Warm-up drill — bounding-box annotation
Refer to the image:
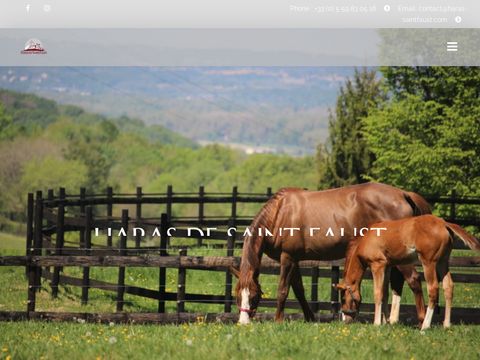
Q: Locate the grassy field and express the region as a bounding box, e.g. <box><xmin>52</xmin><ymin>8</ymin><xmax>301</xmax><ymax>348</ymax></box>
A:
<box><xmin>1</xmin><ymin>232</ymin><xmax>480</xmax><ymax>359</ymax></box>
<box><xmin>2</xmin><ymin>321</ymin><xmax>480</xmax><ymax>360</ymax></box>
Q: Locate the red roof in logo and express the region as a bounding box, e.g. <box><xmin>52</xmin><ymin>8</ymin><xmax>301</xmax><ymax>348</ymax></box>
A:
<box><xmin>21</xmin><ymin>39</ymin><xmax>47</xmax><ymax>54</ymax></box>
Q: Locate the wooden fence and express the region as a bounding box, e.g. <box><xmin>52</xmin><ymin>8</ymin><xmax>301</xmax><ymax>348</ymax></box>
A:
<box><xmin>0</xmin><ymin>186</ymin><xmax>479</xmax><ymax>325</ymax></box>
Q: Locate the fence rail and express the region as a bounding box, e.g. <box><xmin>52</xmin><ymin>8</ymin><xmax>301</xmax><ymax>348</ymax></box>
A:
<box><xmin>1</xmin><ymin>185</ymin><xmax>480</xmax><ymax>325</ymax></box>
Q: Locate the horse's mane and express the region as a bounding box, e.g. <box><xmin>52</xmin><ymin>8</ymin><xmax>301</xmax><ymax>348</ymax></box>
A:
<box><xmin>343</xmin><ymin>236</ymin><xmax>361</xmax><ymax>277</ymax></box>
<box><xmin>236</xmin><ymin>188</ymin><xmax>300</xmax><ymax>291</ymax></box>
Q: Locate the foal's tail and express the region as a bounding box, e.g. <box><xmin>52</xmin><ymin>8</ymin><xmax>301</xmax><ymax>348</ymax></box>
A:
<box><xmin>446</xmin><ymin>222</ymin><xmax>480</xmax><ymax>251</ymax></box>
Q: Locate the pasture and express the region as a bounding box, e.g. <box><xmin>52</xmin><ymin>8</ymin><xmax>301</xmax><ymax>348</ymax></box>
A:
<box><xmin>1</xmin><ymin>233</ymin><xmax>480</xmax><ymax>360</ymax></box>
<box><xmin>2</xmin><ymin>320</ymin><xmax>480</xmax><ymax>360</ymax></box>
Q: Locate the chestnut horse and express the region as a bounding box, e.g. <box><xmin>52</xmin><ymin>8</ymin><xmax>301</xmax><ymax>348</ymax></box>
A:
<box><xmin>232</xmin><ymin>182</ymin><xmax>430</xmax><ymax>324</ymax></box>
<box><xmin>338</xmin><ymin>214</ymin><xmax>480</xmax><ymax>330</ymax></box>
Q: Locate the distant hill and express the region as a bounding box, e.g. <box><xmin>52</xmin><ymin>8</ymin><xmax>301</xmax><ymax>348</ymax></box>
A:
<box><xmin>0</xmin><ymin>67</ymin><xmax>353</xmax><ymax>154</ymax></box>
<box><xmin>0</xmin><ymin>89</ymin><xmax>196</xmax><ymax>148</ymax></box>
<box><xmin>0</xmin><ymin>89</ymin><xmax>319</xmax><ymax>233</ymax></box>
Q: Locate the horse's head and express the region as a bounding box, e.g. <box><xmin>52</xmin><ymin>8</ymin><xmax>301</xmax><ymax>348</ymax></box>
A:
<box><xmin>335</xmin><ymin>282</ymin><xmax>362</xmax><ymax>323</ymax></box>
<box><xmin>231</xmin><ymin>267</ymin><xmax>262</xmax><ymax>325</ymax></box>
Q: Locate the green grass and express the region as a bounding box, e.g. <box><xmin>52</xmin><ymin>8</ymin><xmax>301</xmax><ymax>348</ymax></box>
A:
<box><xmin>1</xmin><ymin>321</ymin><xmax>480</xmax><ymax>360</ymax></box>
<box><xmin>1</xmin><ymin>232</ymin><xmax>480</xmax><ymax>359</ymax></box>
<box><xmin>0</xmin><ymin>232</ymin><xmax>26</xmax><ymax>251</ymax></box>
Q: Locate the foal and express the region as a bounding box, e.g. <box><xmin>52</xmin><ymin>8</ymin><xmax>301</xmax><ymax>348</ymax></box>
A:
<box><xmin>337</xmin><ymin>214</ymin><xmax>480</xmax><ymax>330</ymax></box>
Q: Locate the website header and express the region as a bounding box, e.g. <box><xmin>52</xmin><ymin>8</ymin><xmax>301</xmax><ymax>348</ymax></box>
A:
<box><xmin>0</xmin><ymin>0</ymin><xmax>477</xmax><ymax>29</ymax></box>
<box><xmin>1</xmin><ymin>29</ymin><xmax>478</xmax><ymax>66</ymax></box>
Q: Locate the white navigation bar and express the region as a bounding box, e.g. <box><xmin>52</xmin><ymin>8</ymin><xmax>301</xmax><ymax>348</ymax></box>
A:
<box><xmin>0</xmin><ymin>0</ymin><xmax>477</xmax><ymax>28</ymax></box>
<box><xmin>0</xmin><ymin>29</ymin><xmax>477</xmax><ymax>66</ymax></box>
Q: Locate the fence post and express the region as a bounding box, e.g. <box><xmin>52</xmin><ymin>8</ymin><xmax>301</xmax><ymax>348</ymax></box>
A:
<box><xmin>81</xmin><ymin>206</ymin><xmax>93</xmax><ymax>305</ymax></box>
<box><xmin>51</xmin><ymin>187</ymin><xmax>65</xmax><ymax>298</ymax></box>
<box><xmin>166</xmin><ymin>185</ymin><xmax>173</xmax><ymax>248</ymax></box>
<box><xmin>177</xmin><ymin>248</ymin><xmax>187</xmax><ymax>313</ymax></box>
<box><xmin>106</xmin><ymin>186</ymin><xmax>113</xmax><ymax>247</ymax></box>
<box><xmin>26</xmin><ymin>192</ymin><xmax>36</xmax><ymax>314</ymax></box>
<box><xmin>33</xmin><ymin>191</ymin><xmax>44</xmax><ymax>294</ymax></box>
<box><xmin>43</xmin><ymin>189</ymin><xmax>54</xmax><ymax>277</ymax></box>
<box><xmin>136</xmin><ymin>186</ymin><xmax>142</xmax><ymax>248</ymax></box>
<box><xmin>450</xmin><ymin>189</ymin><xmax>457</xmax><ymax>221</ymax></box>
<box><xmin>79</xmin><ymin>187</ymin><xmax>86</xmax><ymax>249</ymax></box>
<box><xmin>267</xmin><ymin>187</ymin><xmax>272</xmax><ymax>197</ymax></box>
<box><xmin>25</xmin><ymin>193</ymin><xmax>34</xmax><ymax>278</ymax></box>
<box><xmin>311</xmin><ymin>266</ymin><xmax>319</xmax><ymax>313</ymax></box>
<box><xmin>330</xmin><ymin>266</ymin><xmax>340</xmax><ymax>315</ymax></box>
<box><xmin>46</xmin><ymin>189</ymin><xmax>54</xmax><ymax>227</ymax></box>
<box><xmin>47</xmin><ymin>188</ymin><xmax>54</xmax><ymax>200</ymax></box>
<box><xmin>58</xmin><ymin>188</ymin><xmax>66</xmax><ymax>273</ymax></box>
<box><xmin>231</xmin><ymin>186</ymin><xmax>238</xmax><ymax>223</ymax></box>
<box><xmin>197</xmin><ymin>185</ymin><xmax>205</xmax><ymax>246</ymax></box>
<box><xmin>158</xmin><ymin>213</ymin><xmax>169</xmax><ymax>313</ymax></box>
<box><xmin>224</xmin><ymin>217</ymin><xmax>236</xmax><ymax>312</ymax></box>
<box><xmin>166</xmin><ymin>185</ymin><xmax>173</xmax><ymax>220</ymax></box>
<box><xmin>116</xmin><ymin>209</ymin><xmax>128</xmax><ymax>312</ymax></box>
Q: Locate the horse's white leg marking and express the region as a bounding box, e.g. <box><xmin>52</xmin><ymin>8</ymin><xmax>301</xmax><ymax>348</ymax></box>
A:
<box><xmin>421</xmin><ymin>306</ymin><xmax>434</xmax><ymax>330</ymax></box>
<box><xmin>372</xmin><ymin>265</ymin><xmax>385</xmax><ymax>326</ymax></box>
<box><xmin>443</xmin><ymin>306</ymin><xmax>451</xmax><ymax>328</ymax></box>
<box><xmin>374</xmin><ymin>302</ymin><xmax>382</xmax><ymax>325</ymax></box>
<box><xmin>238</xmin><ymin>288</ymin><xmax>251</xmax><ymax>325</ymax></box>
<box><xmin>443</xmin><ymin>272</ymin><xmax>453</xmax><ymax>328</ymax></box>
<box><xmin>341</xmin><ymin>312</ymin><xmax>346</xmax><ymax>322</ymax></box>
<box><xmin>389</xmin><ymin>293</ymin><xmax>401</xmax><ymax>324</ymax></box>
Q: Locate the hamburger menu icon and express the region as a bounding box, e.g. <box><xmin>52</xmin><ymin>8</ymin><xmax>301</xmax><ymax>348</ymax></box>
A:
<box><xmin>21</xmin><ymin>39</ymin><xmax>47</xmax><ymax>54</ymax></box>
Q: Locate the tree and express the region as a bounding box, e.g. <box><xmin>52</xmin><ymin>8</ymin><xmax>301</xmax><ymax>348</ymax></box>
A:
<box><xmin>0</xmin><ymin>103</ymin><xmax>14</xmax><ymax>140</ymax></box>
<box><xmin>0</xmin><ymin>137</ymin><xmax>62</xmax><ymax>220</ymax></box>
<box><xmin>364</xmin><ymin>67</ymin><xmax>480</xmax><ymax>197</ymax></box>
<box><xmin>62</xmin><ymin>119</ymin><xmax>118</xmax><ymax>192</ymax></box>
<box><xmin>318</xmin><ymin>68</ymin><xmax>385</xmax><ymax>188</ymax></box>
<box><xmin>381</xmin><ymin>66</ymin><xmax>480</xmax><ymax>106</ymax></box>
<box><xmin>20</xmin><ymin>156</ymin><xmax>88</xmax><ymax>194</ymax></box>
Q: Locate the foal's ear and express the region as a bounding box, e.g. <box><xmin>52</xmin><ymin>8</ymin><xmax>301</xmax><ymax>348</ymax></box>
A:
<box><xmin>229</xmin><ymin>266</ymin><xmax>240</xmax><ymax>278</ymax></box>
<box><xmin>333</xmin><ymin>283</ymin><xmax>346</xmax><ymax>291</ymax></box>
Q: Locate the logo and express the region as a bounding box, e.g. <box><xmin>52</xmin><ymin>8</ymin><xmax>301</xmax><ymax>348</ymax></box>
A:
<box><xmin>21</xmin><ymin>39</ymin><xmax>47</xmax><ymax>54</ymax></box>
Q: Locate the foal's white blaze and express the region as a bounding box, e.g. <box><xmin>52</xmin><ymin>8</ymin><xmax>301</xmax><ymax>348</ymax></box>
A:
<box><xmin>238</xmin><ymin>288</ymin><xmax>251</xmax><ymax>325</ymax></box>
<box><xmin>389</xmin><ymin>293</ymin><xmax>401</xmax><ymax>324</ymax></box>
<box><xmin>421</xmin><ymin>306</ymin><xmax>434</xmax><ymax>330</ymax></box>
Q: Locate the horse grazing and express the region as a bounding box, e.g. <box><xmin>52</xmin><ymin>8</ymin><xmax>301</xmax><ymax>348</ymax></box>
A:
<box><xmin>231</xmin><ymin>182</ymin><xmax>431</xmax><ymax>325</ymax></box>
<box><xmin>337</xmin><ymin>214</ymin><xmax>480</xmax><ymax>330</ymax></box>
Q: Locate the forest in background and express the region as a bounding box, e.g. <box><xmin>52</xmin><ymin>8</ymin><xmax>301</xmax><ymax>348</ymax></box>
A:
<box><xmin>317</xmin><ymin>66</ymin><xmax>480</xmax><ymax>225</ymax></box>
<box><xmin>0</xmin><ymin>88</ymin><xmax>317</xmax><ymax>233</ymax></box>
<box><xmin>1</xmin><ymin>66</ymin><xmax>479</xmax><ymax>235</ymax></box>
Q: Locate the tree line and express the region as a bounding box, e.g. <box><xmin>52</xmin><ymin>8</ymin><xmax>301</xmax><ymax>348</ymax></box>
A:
<box><xmin>1</xmin><ymin>66</ymin><xmax>479</xmax><ymax>234</ymax></box>
<box><xmin>318</xmin><ymin>67</ymin><xmax>480</xmax><ymax>195</ymax></box>
<box><xmin>0</xmin><ymin>90</ymin><xmax>317</xmax><ymax>233</ymax></box>
<box><xmin>317</xmin><ymin>66</ymin><xmax>480</xmax><ymax>223</ymax></box>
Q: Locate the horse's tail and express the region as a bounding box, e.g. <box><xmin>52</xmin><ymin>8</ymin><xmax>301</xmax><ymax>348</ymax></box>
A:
<box><xmin>404</xmin><ymin>191</ymin><xmax>432</xmax><ymax>216</ymax></box>
<box><xmin>446</xmin><ymin>222</ymin><xmax>480</xmax><ymax>252</ymax></box>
